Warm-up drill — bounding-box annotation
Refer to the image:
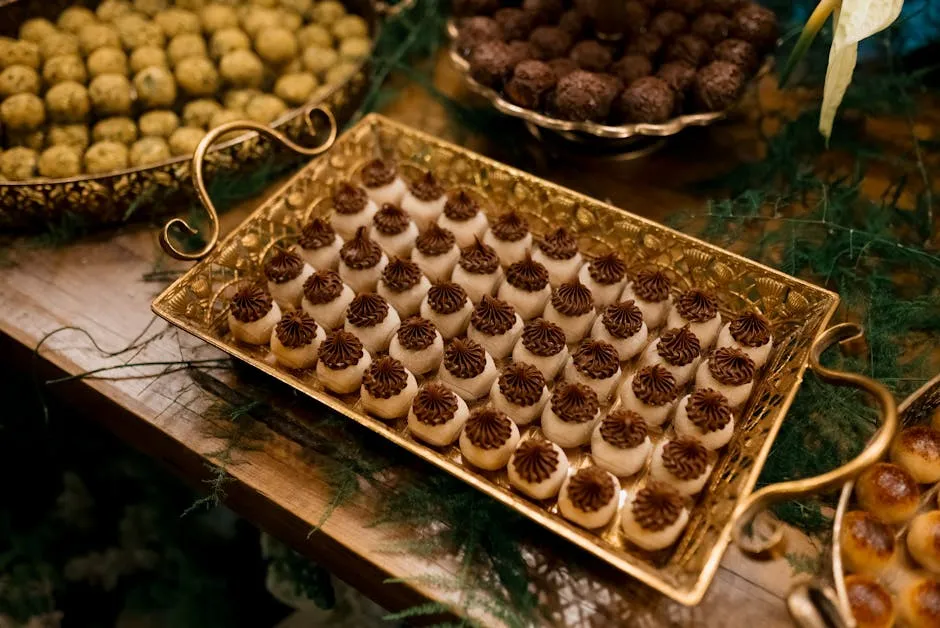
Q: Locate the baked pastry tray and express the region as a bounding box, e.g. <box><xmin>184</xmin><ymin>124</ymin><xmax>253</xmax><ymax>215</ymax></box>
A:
<box><xmin>152</xmin><ymin>113</ymin><xmax>840</xmax><ymax>605</ymax></box>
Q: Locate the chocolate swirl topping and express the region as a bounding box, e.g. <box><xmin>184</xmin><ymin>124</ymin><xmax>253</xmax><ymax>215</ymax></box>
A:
<box><xmin>360</xmin><ymin>159</ymin><xmax>396</xmax><ymax>188</ymax></box>
<box><xmin>729</xmin><ymin>311</ymin><xmax>772</xmax><ymax>347</ymax></box>
<box><xmin>396</xmin><ymin>316</ymin><xmax>437</xmax><ymax>351</ymax></box>
<box><xmin>362</xmin><ymin>356</ymin><xmax>409</xmax><ymax>399</ymax></box>
<box><xmin>632</xmin><ymin>365</ymin><xmax>678</xmax><ymax>406</ymax></box>
<box><xmin>550</xmin><ymin>280</ymin><xmax>594</xmax><ymax>316</ymax></box>
<box><xmin>512</xmin><ymin>440</ymin><xmax>559</xmax><ymax>483</ymax></box>
<box><xmin>264</xmin><ymin>247</ymin><xmax>304</xmax><ymax>284</ymax></box>
<box><xmin>708</xmin><ymin>347</ymin><xmax>755</xmax><ymax>386</ymax></box>
<box><xmin>230</xmin><ymin>283</ymin><xmax>273</xmax><ymax>323</ymax></box>
<box><xmin>464</xmin><ymin>408</ymin><xmax>513</xmax><ymax>450</ymax></box>
<box><xmin>471</xmin><ymin>296</ymin><xmax>517</xmax><ymax>336</ymax></box>
<box><xmin>426</xmin><ymin>282</ymin><xmax>468</xmax><ymax>314</ymax></box>
<box><xmin>303</xmin><ymin>270</ymin><xmax>344</xmax><ymax>305</ymax></box>
<box><xmin>506</xmin><ymin>256</ymin><xmax>549</xmax><ymax>291</ymax></box>
<box><xmin>567</xmin><ymin>467</ymin><xmax>616</xmax><ymax>512</ymax></box>
<box><xmin>318</xmin><ymin>330</ymin><xmax>364</xmax><ymax>369</ymax></box>
<box><xmin>275</xmin><ymin>310</ymin><xmax>318</xmax><ymax>348</ymax></box>
<box><xmin>411</xmin><ymin>383</ymin><xmax>458</xmax><ymax>426</ymax></box>
<box><xmin>340</xmin><ymin>227</ymin><xmax>382</xmax><ymax>269</ymax></box>
<box><xmin>602</xmin><ymin>300</ymin><xmax>643</xmax><ymax>338</ymax></box>
<box><xmin>632</xmin><ymin>483</ymin><xmax>684</xmax><ymax>531</ymax></box>
<box><xmin>588</xmin><ymin>253</ymin><xmax>627</xmax><ymax>285</ymax></box>
<box><xmin>686</xmin><ymin>389</ymin><xmax>732</xmax><ymax>432</ymax></box>
<box><xmin>443</xmin><ymin>190</ymin><xmax>480</xmax><ymax>221</ymax></box>
<box><xmin>498</xmin><ymin>362</ymin><xmax>545</xmax><ymax>406</ymax></box>
<box><xmin>675</xmin><ymin>289</ymin><xmax>718</xmax><ymax>323</ymax></box>
<box><xmin>346</xmin><ymin>293</ymin><xmax>389</xmax><ymax>328</ymax></box>
<box><xmin>490</xmin><ymin>211</ymin><xmax>529</xmax><ymax>242</ymax></box>
<box><xmin>520</xmin><ymin>318</ymin><xmax>566</xmax><ymax>357</ymax></box>
<box><xmin>662</xmin><ymin>438</ymin><xmax>709</xmax><ymax>480</ymax></box>
<box><xmin>572</xmin><ymin>339</ymin><xmax>620</xmax><ymax>379</ymax></box>
<box><xmin>409</xmin><ymin>172</ymin><xmax>444</xmax><ymax>202</ymax></box>
<box><xmin>458</xmin><ymin>239</ymin><xmax>500</xmax><ymax>274</ymax></box>
<box><xmin>381</xmin><ymin>258</ymin><xmax>421</xmax><ymax>292</ymax></box>
<box><xmin>372</xmin><ymin>203</ymin><xmax>410</xmax><ymax>235</ymax></box>
<box><xmin>633</xmin><ymin>269</ymin><xmax>671</xmax><ymax>303</ymax></box>
<box><xmin>298</xmin><ymin>217</ymin><xmax>336</xmax><ymax>249</ymax></box>
<box><xmin>538</xmin><ymin>228</ymin><xmax>578</xmax><ymax>260</ymax></box>
<box><xmin>550</xmin><ymin>382</ymin><xmax>599</xmax><ymax>423</ymax></box>
<box><xmin>333</xmin><ymin>182</ymin><xmax>369</xmax><ymax>215</ymax></box>
<box><xmin>656</xmin><ymin>326</ymin><xmax>701</xmax><ymax>366</ymax></box>
<box><xmin>600</xmin><ymin>410</ymin><xmax>648</xmax><ymax>449</ymax></box>
<box><xmin>415</xmin><ymin>223</ymin><xmax>456</xmax><ymax>256</ymax></box>
<box><xmin>443</xmin><ymin>338</ymin><xmax>487</xmax><ymax>379</ymax></box>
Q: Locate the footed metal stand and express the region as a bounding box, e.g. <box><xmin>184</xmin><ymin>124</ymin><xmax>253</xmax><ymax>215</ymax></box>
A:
<box><xmin>524</xmin><ymin>122</ymin><xmax>667</xmax><ymax>161</ymax></box>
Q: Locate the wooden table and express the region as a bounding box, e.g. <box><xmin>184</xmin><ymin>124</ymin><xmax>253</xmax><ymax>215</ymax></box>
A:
<box><xmin>0</xmin><ymin>57</ymin><xmax>820</xmax><ymax>626</ymax></box>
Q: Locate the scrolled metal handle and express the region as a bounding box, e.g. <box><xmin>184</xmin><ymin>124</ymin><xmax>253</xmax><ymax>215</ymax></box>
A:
<box><xmin>731</xmin><ymin>322</ymin><xmax>898</xmax><ymax>556</ymax></box>
<box><xmin>160</xmin><ymin>105</ymin><xmax>338</xmax><ymax>261</ymax></box>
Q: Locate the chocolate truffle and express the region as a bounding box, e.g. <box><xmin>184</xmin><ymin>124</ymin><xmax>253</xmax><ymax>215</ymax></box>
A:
<box><xmin>557</xmin><ymin>9</ymin><xmax>587</xmax><ymax>38</ymax></box>
<box><xmin>591</xmin><ymin>409</ymin><xmax>652</xmax><ymax>477</ymax></box>
<box><xmin>407</xmin><ymin>382</ymin><xmax>470</xmax><ymax>446</ymax></box>
<box><xmin>564</xmin><ymin>338</ymin><xmax>623</xmax><ymax>401</ymax></box>
<box><xmin>578</xmin><ymin>252</ymin><xmax>628</xmax><ymax>306</ymax></box>
<box><xmin>498</xmin><ymin>255</ymin><xmax>551</xmax><ymax>320</ymax></box>
<box><xmin>657</xmin><ymin>62</ymin><xmax>697</xmax><ymax>96</ymax></box>
<box><xmin>483</xmin><ymin>210</ymin><xmax>533</xmax><ymax>266</ymax></box>
<box><xmin>544</xmin><ymin>279</ymin><xmax>597</xmax><ymax>344</ymax></box>
<box><xmin>301</xmin><ymin>270</ymin><xmax>356</xmax><ymax>330</ymax></box>
<box><xmin>523</xmin><ymin>0</ymin><xmax>564</xmax><ymax>24</ymax></box>
<box><xmin>527</xmin><ymin>26</ymin><xmax>572</xmax><ymax>61</ymax></box>
<box><xmin>611</xmin><ymin>55</ymin><xmax>653</xmax><ymax>86</ymax></box>
<box><xmin>650</xmin><ymin>436</ymin><xmax>713</xmax><ymax>495</ymax></box>
<box><xmin>360</xmin><ymin>356</ymin><xmax>419</xmax><ymax>420</ymax></box>
<box><xmin>712</xmin><ymin>38</ymin><xmax>759</xmax><ymax>75</ymax></box>
<box><xmin>344</xmin><ymin>292</ymin><xmax>401</xmax><ymax>354</ymax></box>
<box><xmin>626</xmin><ymin>33</ymin><xmax>663</xmax><ymax>58</ymax></box>
<box><xmin>623</xmin><ymin>0</ymin><xmax>652</xmax><ymax>36</ymax></box>
<box><xmin>506</xmin><ymin>59</ymin><xmax>557</xmax><ymax>109</ymax></box>
<box><xmin>491</xmin><ymin>361</ymin><xmax>550</xmax><ymax>426</ymax></box>
<box><xmin>469</xmin><ymin>40</ymin><xmax>516</xmax><ymax>88</ymax></box>
<box><xmin>467</xmin><ymin>295</ymin><xmax>524</xmax><ymax>359</ymax></box>
<box><xmin>692</xmin><ymin>12</ymin><xmax>731</xmax><ymax>44</ymax></box>
<box><xmin>440</xmin><ymin>337</ymin><xmax>498</xmax><ymax>401</ymax></box>
<box><xmin>619</xmin><ymin>364</ymin><xmax>679</xmax><ymax>427</ymax></box>
<box><xmin>371</xmin><ymin>203</ymin><xmax>418</xmax><ymax>259</ymax></box>
<box><xmin>493</xmin><ymin>8</ymin><xmax>535</xmax><ymax>41</ymax></box>
<box><xmin>649</xmin><ymin>10</ymin><xmax>688</xmax><ymax>39</ymax></box>
<box><xmin>541</xmin><ymin>381</ymin><xmax>601</xmax><ymax>447</ymax></box>
<box><xmin>401</xmin><ymin>172</ymin><xmax>447</xmax><ymax>231</ymax></box>
<box><xmin>511</xmin><ymin>317</ymin><xmax>569</xmax><ymax>380</ymax></box>
<box><xmin>704</xmin><ymin>0</ymin><xmax>746</xmax><ymax>14</ymax></box>
<box><xmin>377</xmin><ymin>258</ymin><xmax>430</xmax><ymax>318</ymax></box>
<box><xmin>459</xmin><ymin>407</ymin><xmax>521</xmax><ymax>470</ymax></box>
<box><xmin>533</xmin><ymin>227</ymin><xmax>583</xmax><ymax>285</ymax></box>
<box><xmin>228</xmin><ymin>283</ymin><xmax>281</xmax><ymax>345</ymax></box>
<box><xmin>695</xmin><ymin>346</ymin><xmax>755</xmax><ymax>408</ymax></box>
<box><xmin>667</xmin><ymin>288</ymin><xmax>722</xmax><ymax>345</ymax></box>
<box><xmin>271</xmin><ymin>310</ymin><xmax>324</xmax><ymax>370</ymax></box>
<box><xmin>360</xmin><ymin>158</ymin><xmax>406</xmax><ymax>207</ymax></box>
<box><xmin>591</xmin><ymin>300</ymin><xmax>649</xmax><ymax>361</ymax></box>
<box><xmin>569</xmin><ymin>40</ymin><xmax>612</xmax><ymax>72</ymax></box>
<box><xmin>332</xmin><ymin>182</ymin><xmax>378</xmax><ymax>240</ymax></box>
<box><xmin>717</xmin><ymin>309</ymin><xmax>773</xmax><ymax>366</ymax></box>
<box><xmin>730</xmin><ymin>4</ymin><xmax>779</xmax><ymax>52</ymax></box>
<box><xmin>506</xmin><ymin>40</ymin><xmax>536</xmax><ymax>66</ymax></box>
<box><xmin>693</xmin><ymin>60</ymin><xmax>745</xmax><ymax>112</ymax></box>
<box><xmin>547</xmin><ymin>57</ymin><xmax>579</xmax><ymax>79</ymax></box>
<box><xmin>620</xmin><ymin>482</ymin><xmax>689</xmax><ymax>550</ymax></box>
<box><xmin>264</xmin><ymin>246</ymin><xmax>315</xmax><ymax>309</ymax></box>
<box><xmin>558</xmin><ymin>466</ymin><xmax>619</xmax><ymax>529</ymax></box>
<box><xmin>456</xmin><ymin>16</ymin><xmax>503</xmax><ymax>57</ymax></box>
<box><xmin>412</xmin><ymin>223</ymin><xmax>460</xmax><ymax>282</ymax></box>
<box><xmin>420</xmin><ymin>281</ymin><xmax>473</xmax><ymax>339</ymax></box>
<box><xmin>665</xmin><ymin>34</ymin><xmax>711</xmax><ymax>68</ymax></box>
<box><xmin>316</xmin><ymin>329</ymin><xmax>372</xmax><ymax>394</ymax></box>
<box><xmin>390</xmin><ymin>316</ymin><xmax>444</xmax><ymax>376</ymax></box>
<box><xmin>298</xmin><ymin>217</ymin><xmax>343</xmax><ymax>271</ymax></box>
<box><xmin>674</xmin><ymin>388</ymin><xmax>734</xmax><ymax>450</ymax></box>
<box><xmin>508</xmin><ymin>439</ymin><xmax>568</xmax><ymax>499</ymax></box>
<box><xmin>553</xmin><ymin>70</ymin><xmax>621</xmax><ymax>122</ymax></box>
<box><xmin>619</xmin><ymin>76</ymin><xmax>675</xmax><ymax>123</ymax></box>
<box><xmin>439</xmin><ymin>190</ymin><xmax>489</xmax><ymax>247</ymax></box>
<box><xmin>643</xmin><ymin>325</ymin><xmax>702</xmax><ymax>385</ymax></box>
<box><xmin>452</xmin><ymin>238</ymin><xmax>504</xmax><ymax>303</ymax></box>
<box><xmin>339</xmin><ymin>227</ymin><xmax>389</xmax><ymax>293</ymax></box>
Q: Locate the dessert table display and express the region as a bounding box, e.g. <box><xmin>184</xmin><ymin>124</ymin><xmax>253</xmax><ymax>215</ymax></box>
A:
<box><xmin>153</xmin><ymin>111</ymin><xmax>895</xmax><ymax>606</ymax></box>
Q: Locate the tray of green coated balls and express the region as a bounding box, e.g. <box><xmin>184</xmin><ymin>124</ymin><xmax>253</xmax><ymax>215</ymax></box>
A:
<box><xmin>0</xmin><ymin>0</ymin><xmax>372</xmax><ymax>182</ymax></box>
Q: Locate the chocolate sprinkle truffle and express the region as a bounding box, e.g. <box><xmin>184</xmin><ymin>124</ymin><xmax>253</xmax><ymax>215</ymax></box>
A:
<box><xmin>547</xmin><ymin>57</ymin><xmax>579</xmax><ymax>79</ymax></box>
<box><xmin>493</xmin><ymin>7</ymin><xmax>535</xmax><ymax>41</ymax></box>
<box><xmin>506</xmin><ymin>59</ymin><xmax>557</xmax><ymax>109</ymax></box>
<box><xmin>665</xmin><ymin>34</ymin><xmax>711</xmax><ymax>68</ymax></box>
<box><xmin>626</xmin><ymin>33</ymin><xmax>663</xmax><ymax>58</ymax></box>
<box><xmin>569</xmin><ymin>40</ymin><xmax>612</xmax><ymax>72</ymax></box>
<box><xmin>730</xmin><ymin>4</ymin><xmax>778</xmax><ymax>52</ymax></box>
<box><xmin>553</xmin><ymin>70</ymin><xmax>618</xmax><ymax>122</ymax></box>
<box><xmin>694</xmin><ymin>60</ymin><xmax>744</xmax><ymax>111</ymax></box>
<box><xmin>469</xmin><ymin>40</ymin><xmax>516</xmax><ymax>88</ymax></box>
<box><xmin>649</xmin><ymin>10</ymin><xmax>688</xmax><ymax>39</ymax></box>
<box><xmin>619</xmin><ymin>77</ymin><xmax>675</xmax><ymax>123</ymax></box>
<box><xmin>528</xmin><ymin>26</ymin><xmax>572</xmax><ymax>60</ymax></box>
<box><xmin>691</xmin><ymin>12</ymin><xmax>731</xmax><ymax>44</ymax></box>
<box><xmin>457</xmin><ymin>16</ymin><xmax>503</xmax><ymax>56</ymax></box>
<box><xmin>557</xmin><ymin>9</ymin><xmax>587</xmax><ymax>37</ymax></box>
<box><xmin>611</xmin><ymin>54</ymin><xmax>653</xmax><ymax>86</ymax></box>
<box><xmin>657</xmin><ymin>62</ymin><xmax>697</xmax><ymax>95</ymax></box>
<box><xmin>712</xmin><ymin>38</ymin><xmax>758</xmax><ymax>75</ymax></box>
<box><xmin>523</xmin><ymin>0</ymin><xmax>565</xmax><ymax>24</ymax></box>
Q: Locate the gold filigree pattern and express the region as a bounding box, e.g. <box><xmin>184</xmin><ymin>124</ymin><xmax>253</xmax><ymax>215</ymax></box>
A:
<box><xmin>153</xmin><ymin>113</ymin><xmax>840</xmax><ymax>605</ymax></box>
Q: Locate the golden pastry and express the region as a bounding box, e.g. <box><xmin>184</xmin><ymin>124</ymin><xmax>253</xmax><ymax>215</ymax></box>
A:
<box><xmin>855</xmin><ymin>462</ymin><xmax>920</xmax><ymax>524</ymax></box>
<box><xmin>844</xmin><ymin>574</ymin><xmax>895</xmax><ymax>628</ymax></box>
<box><xmin>891</xmin><ymin>425</ymin><xmax>940</xmax><ymax>484</ymax></box>
<box><xmin>898</xmin><ymin>577</ymin><xmax>940</xmax><ymax>628</ymax></box>
<box><xmin>839</xmin><ymin>510</ymin><xmax>896</xmax><ymax>576</ymax></box>
<box><xmin>908</xmin><ymin>511</ymin><xmax>940</xmax><ymax>575</ymax></box>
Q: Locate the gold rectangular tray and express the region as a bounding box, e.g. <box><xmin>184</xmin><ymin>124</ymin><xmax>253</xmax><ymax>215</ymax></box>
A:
<box><xmin>152</xmin><ymin>113</ymin><xmax>840</xmax><ymax>605</ymax></box>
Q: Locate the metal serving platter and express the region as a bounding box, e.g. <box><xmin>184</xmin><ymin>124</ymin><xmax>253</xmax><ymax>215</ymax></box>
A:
<box><xmin>153</xmin><ymin>112</ymin><xmax>848</xmax><ymax>605</ymax></box>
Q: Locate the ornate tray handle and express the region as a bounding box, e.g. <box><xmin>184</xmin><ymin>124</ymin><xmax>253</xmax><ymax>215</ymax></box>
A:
<box><xmin>731</xmin><ymin>322</ymin><xmax>899</xmax><ymax>556</ymax></box>
<box><xmin>160</xmin><ymin>105</ymin><xmax>338</xmax><ymax>261</ymax></box>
